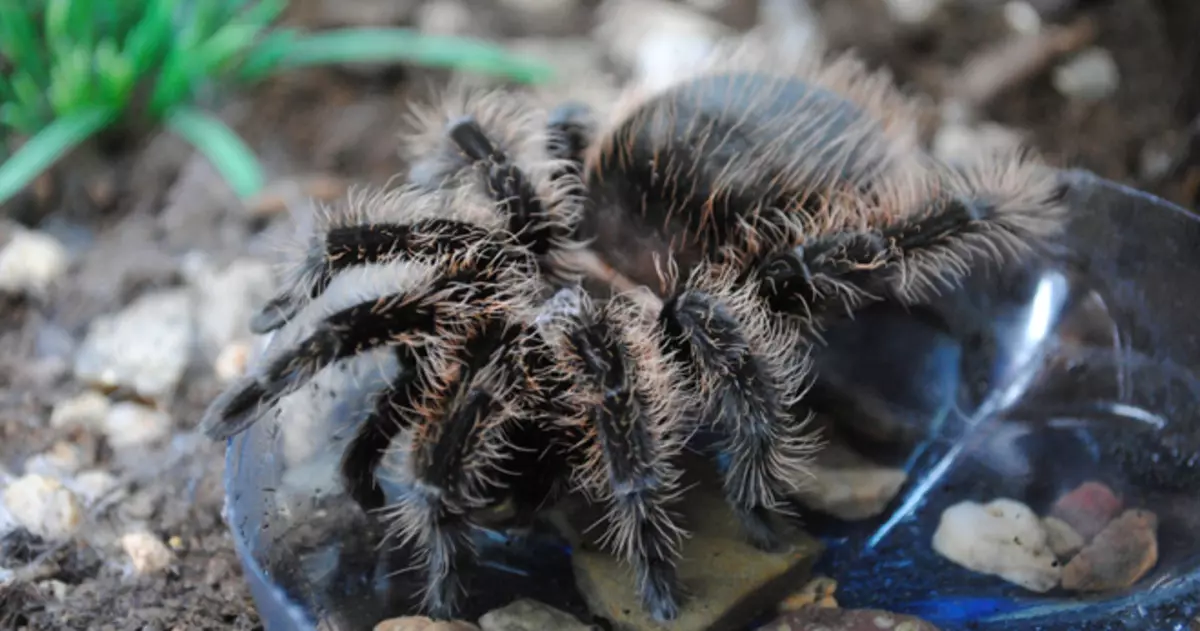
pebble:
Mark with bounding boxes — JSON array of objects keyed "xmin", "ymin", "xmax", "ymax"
[
  {"xmin": 0, "ymin": 227, "xmax": 69, "ymax": 299},
  {"xmin": 23, "ymin": 442, "xmax": 89, "ymax": 478},
  {"xmin": 1004, "ymin": 1, "xmax": 1042, "ymax": 35},
  {"xmin": 102, "ymin": 402, "xmax": 173, "ymax": 449},
  {"xmin": 1062, "ymin": 509, "xmax": 1158, "ymax": 592},
  {"xmin": 883, "ymin": 0, "xmax": 943, "ymax": 25},
  {"xmin": 779, "ymin": 575, "xmax": 838, "ymax": 611},
  {"xmin": 1052, "ymin": 47, "xmax": 1120, "ymax": 101},
  {"xmin": 69, "ymin": 469, "xmax": 121, "ymax": 506},
  {"xmin": 2, "ymin": 474, "xmax": 84, "ymax": 541},
  {"xmin": 37, "ymin": 579, "xmax": 69, "ymax": 600},
  {"xmin": 1042, "ymin": 516, "xmax": 1085, "ymax": 559},
  {"xmin": 761, "ymin": 607, "xmax": 942, "ymax": 630},
  {"xmin": 932, "ymin": 498, "xmax": 1061, "ymax": 592},
  {"xmin": 120, "ymin": 531, "xmax": 175, "ymax": 575},
  {"xmin": 1049, "ymin": 481, "xmax": 1122, "ymax": 542},
  {"xmin": 415, "ymin": 0, "xmax": 472, "ymax": 36},
  {"xmin": 932, "ymin": 121, "xmax": 1026, "ymax": 166},
  {"xmin": 593, "ymin": 0, "xmax": 728, "ymax": 93},
  {"xmin": 478, "ymin": 599, "xmax": 593, "ymax": 631},
  {"xmin": 373, "ymin": 616, "xmax": 479, "ymax": 631},
  {"xmin": 794, "ymin": 465, "xmax": 908, "ymax": 521},
  {"xmin": 214, "ymin": 342, "xmax": 251, "ymax": 383},
  {"xmin": 49, "ymin": 391, "xmax": 111, "ymax": 430},
  {"xmin": 73, "ymin": 289, "xmax": 195, "ymax": 402},
  {"xmin": 183, "ymin": 256, "xmax": 275, "ymax": 361}
]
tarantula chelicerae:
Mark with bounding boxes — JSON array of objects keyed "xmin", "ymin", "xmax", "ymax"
[{"xmin": 201, "ymin": 40, "xmax": 1068, "ymax": 622}]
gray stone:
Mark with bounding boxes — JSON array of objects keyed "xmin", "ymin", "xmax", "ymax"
[
  {"xmin": 73, "ymin": 289, "xmax": 195, "ymax": 402},
  {"xmin": 479, "ymin": 599, "xmax": 595, "ymax": 631}
]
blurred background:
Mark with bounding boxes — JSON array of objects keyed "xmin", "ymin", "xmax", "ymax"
[{"xmin": 0, "ymin": 0, "xmax": 1198, "ymax": 628}]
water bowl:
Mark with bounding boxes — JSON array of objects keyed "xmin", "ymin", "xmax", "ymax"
[{"xmin": 221, "ymin": 169, "xmax": 1200, "ymax": 630}]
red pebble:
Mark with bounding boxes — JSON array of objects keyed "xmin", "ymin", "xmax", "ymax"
[{"xmin": 1050, "ymin": 481, "xmax": 1122, "ymax": 542}]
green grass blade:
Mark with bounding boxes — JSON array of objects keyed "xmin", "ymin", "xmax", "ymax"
[
  {"xmin": 164, "ymin": 106, "xmax": 264, "ymax": 199},
  {"xmin": 275, "ymin": 29, "xmax": 554, "ymax": 84},
  {"xmin": 0, "ymin": 107, "xmax": 115, "ymax": 207}
]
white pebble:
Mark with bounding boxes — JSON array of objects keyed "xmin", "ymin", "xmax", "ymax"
[
  {"xmin": 23, "ymin": 442, "xmax": 88, "ymax": 478},
  {"xmin": 1053, "ymin": 47, "xmax": 1120, "ymax": 101},
  {"xmin": 69, "ymin": 469, "xmax": 120, "ymax": 506},
  {"xmin": 49, "ymin": 391, "xmax": 111, "ymax": 430},
  {"xmin": 73, "ymin": 289, "xmax": 195, "ymax": 402},
  {"xmin": 932, "ymin": 498, "xmax": 1061, "ymax": 592},
  {"xmin": 0, "ymin": 228, "xmax": 69, "ymax": 299},
  {"xmin": 933, "ymin": 121, "xmax": 1026, "ymax": 165},
  {"xmin": 883, "ymin": 0, "xmax": 942, "ymax": 25},
  {"xmin": 2, "ymin": 474, "xmax": 84, "ymax": 541},
  {"xmin": 120, "ymin": 531, "xmax": 174, "ymax": 575},
  {"xmin": 1004, "ymin": 1, "xmax": 1041, "ymax": 35},
  {"xmin": 102, "ymin": 402, "xmax": 172, "ymax": 449},
  {"xmin": 185, "ymin": 257, "xmax": 275, "ymax": 361},
  {"xmin": 214, "ymin": 342, "xmax": 251, "ymax": 383}
]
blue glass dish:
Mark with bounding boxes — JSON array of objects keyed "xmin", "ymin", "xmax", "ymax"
[{"xmin": 222, "ymin": 168, "xmax": 1200, "ymax": 630}]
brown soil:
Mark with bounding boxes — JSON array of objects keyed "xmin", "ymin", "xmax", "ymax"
[{"xmin": 2, "ymin": 1, "xmax": 1197, "ymax": 630}]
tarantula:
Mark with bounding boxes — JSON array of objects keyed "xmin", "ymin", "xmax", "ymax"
[{"xmin": 201, "ymin": 39, "xmax": 1068, "ymax": 622}]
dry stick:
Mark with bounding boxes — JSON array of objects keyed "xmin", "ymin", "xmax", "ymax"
[{"xmin": 947, "ymin": 16, "xmax": 1099, "ymax": 111}]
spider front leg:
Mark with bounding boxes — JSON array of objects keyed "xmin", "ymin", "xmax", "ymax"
[
  {"xmin": 659, "ymin": 264, "xmax": 823, "ymax": 551},
  {"xmin": 546, "ymin": 289, "xmax": 690, "ymax": 621},
  {"xmin": 380, "ymin": 318, "xmax": 541, "ymax": 618}
]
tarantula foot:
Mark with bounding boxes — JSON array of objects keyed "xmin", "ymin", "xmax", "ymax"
[
  {"xmin": 447, "ymin": 116, "xmax": 498, "ymax": 162},
  {"xmin": 640, "ymin": 562, "xmax": 683, "ymax": 622},
  {"xmin": 737, "ymin": 506, "xmax": 786, "ymax": 552},
  {"xmin": 422, "ymin": 579, "xmax": 464, "ymax": 621}
]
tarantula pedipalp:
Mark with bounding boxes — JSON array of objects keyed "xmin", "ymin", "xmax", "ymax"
[{"xmin": 201, "ymin": 41, "xmax": 1068, "ymax": 623}]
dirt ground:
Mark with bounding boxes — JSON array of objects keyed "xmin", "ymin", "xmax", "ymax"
[{"xmin": 1, "ymin": 1, "xmax": 1198, "ymax": 630}]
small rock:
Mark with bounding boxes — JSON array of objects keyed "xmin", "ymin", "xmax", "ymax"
[
  {"xmin": 1062, "ymin": 509, "xmax": 1158, "ymax": 592},
  {"xmin": 374, "ymin": 616, "xmax": 479, "ymax": 631},
  {"xmin": 1004, "ymin": 1, "xmax": 1042, "ymax": 35},
  {"xmin": 49, "ymin": 391, "xmax": 111, "ymax": 430},
  {"xmin": 184, "ymin": 256, "xmax": 275, "ymax": 361},
  {"xmin": 497, "ymin": 0, "xmax": 578, "ymax": 32},
  {"xmin": 102, "ymin": 402, "xmax": 173, "ymax": 449},
  {"xmin": 120, "ymin": 531, "xmax": 174, "ymax": 575},
  {"xmin": 1049, "ymin": 481, "xmax": 1122, "ymax": 542},
  {"xmin": 571, "ymin": 481, "xmax": 819, "ymax": 631},
  {"xmin": 74, "ymin": 289, "xmax": 195, "ymax": 402},
  {"xmin": 795, "ymin": 465, "xmax": 907, "ymax": 521},
  {"xmin": 593, "ymin": 0, "xmax": 729, "ymax": 93},
  {"xmin": 0, "ymin": 228, "xmax": 69, "ymax": 299},
  {"xmin": 214, "ymin": 342, "xmax": 251, "ymax": 383},
  {"xmin": 415, "ymin": 0, "xmax": 472, "ymax": 35},
  {"xmin": 69, "ymin": 469, "xmax": 120, "ymax": 506},
  {"xmin": 1042, "ymin": 516, "xmax": 1085, "ymax": 559},
  {"xmin": 2, "ymin": 474, "xmax": 84, "ymax": 540},
  {"xmin": 883, "ymin": 0, "xmax": 943, "ymax": 25},
  {"xmin": 933, "ymin": 121, "xmax": 1026, "ymax": 166},
  {"xmin": 779, "ymin": 575, "xmax": 838, "ymax": 611},
  {"xmin": 932, "ymin": 498, "xmax": 1061, "ymax": 592},
  {"xmin": 37, "ymin": 579, "xmax": 69, "ymax": 600},
  {"xmin": 1052, "ymin": 47, "xmax": 1119, "ymax": 101},
  {"xmin": 762, "ymin": 607, "xmax": 942, "ymax": 630},
  {"xmin": 23, "ymin": 442, "xmax": 89, "ymax": 478},
  {"xmin": 479, "ymin": 599, "xmax": 593, "ymax": 631}
]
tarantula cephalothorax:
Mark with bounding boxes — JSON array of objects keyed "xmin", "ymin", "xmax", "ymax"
[{"xmin": 201, "ymin": 40, "xmax": 1069, "ymax": 622}]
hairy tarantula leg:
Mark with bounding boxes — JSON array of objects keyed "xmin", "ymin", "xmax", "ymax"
[
  {"xmin": 250, "ymin": 218, "xmax": 534, "ymax": 335},
  {"xmin": 660, "ymin": 267, "xmax": 821, "ymax": 550},
  {"xmin": 447, "ymin": 117, "xmax": 565, "ymax": 256},
  {"xmin": 202, "ymin": 259, "xmax": 528, "ymax": 441},
  {"xmin": 556, "ymin": 295, "xmax": 689, "ymax": 622},
  {"xmin": 755, "ymin": 230, "xmax": 894, "ymax": 319},
  {"xmin": 384, "ymin": 319, "xmax": 532, "ymax": 619},
  {"xmin": 338, "ymin": 345, "xmax": 421, "ymax": 510},
  {"xmin": 546, "ymin": 101, "xmax": 594, "ymax": 171}
]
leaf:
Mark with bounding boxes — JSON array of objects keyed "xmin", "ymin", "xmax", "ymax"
[
  {"xmin": 0, "ymin": 107, "xmax": 115, "ymax": 208},
  {"xmin": 275, "ymin": 28, "xmax": 555, "ymax": 84},
  {"xmin": 164, "ymin": 106, "xmax": 264, "ymax": 199}
]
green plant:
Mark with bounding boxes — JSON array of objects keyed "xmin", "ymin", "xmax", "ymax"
[{"xmin": 0, "ymin": 0, "xmax": 555, "ymax": 207}]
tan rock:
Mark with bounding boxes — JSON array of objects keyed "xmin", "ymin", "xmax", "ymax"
[
  {"xmin": 1062, "ymin": 509, "xmax": 1158, "ymax": 592},
  {"xmin": 2, "ymin": 474, "xmax": 84, "ymax": 540},
  {"xmin": 569, "ymin": 477, "xmax": 821, "ymax": 631},
  {"xmin": 479, "ymin": 599, "xmax": 593, "ymax": 631},
  {"xmin": 373, "ymin": 616, "xmax": 479, "ymax": 631},
  {"xmin": 1042, "ymin": 516, "xmax": 1085, "ymax": 559}
]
